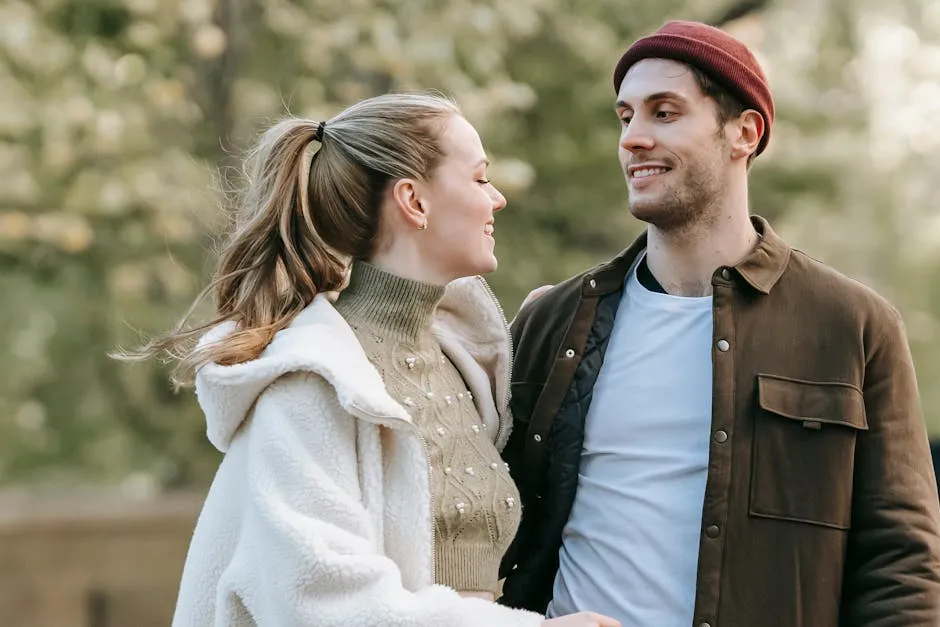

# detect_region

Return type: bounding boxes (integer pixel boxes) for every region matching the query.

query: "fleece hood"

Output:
[193,276,513,453]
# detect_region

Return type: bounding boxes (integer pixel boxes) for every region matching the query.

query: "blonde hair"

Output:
[120,93,460,385]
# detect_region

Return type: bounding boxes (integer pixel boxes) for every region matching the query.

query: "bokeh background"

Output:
[2,0,940,624]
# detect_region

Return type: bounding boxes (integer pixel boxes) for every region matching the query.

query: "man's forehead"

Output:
[617,58,700,103]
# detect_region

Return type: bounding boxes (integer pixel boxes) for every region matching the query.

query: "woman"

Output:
[126,93,619,626]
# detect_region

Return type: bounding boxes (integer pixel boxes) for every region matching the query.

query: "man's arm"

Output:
[841,308,940,625]
[518,285,555,315]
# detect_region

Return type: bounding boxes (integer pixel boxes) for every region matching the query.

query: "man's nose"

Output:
[620,117,655,153]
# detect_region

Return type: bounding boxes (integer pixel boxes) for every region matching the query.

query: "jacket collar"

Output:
[735,215,791,294]
[583,215,791,297]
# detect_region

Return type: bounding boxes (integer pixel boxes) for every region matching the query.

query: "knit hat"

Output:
[613,20,774,155]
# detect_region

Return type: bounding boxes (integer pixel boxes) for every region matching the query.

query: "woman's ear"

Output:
[390,178,428,230]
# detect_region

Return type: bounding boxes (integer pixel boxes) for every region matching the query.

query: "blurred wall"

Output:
[0,490,200,627]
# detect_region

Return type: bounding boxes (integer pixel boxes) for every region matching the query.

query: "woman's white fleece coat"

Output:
[172,277,544,626]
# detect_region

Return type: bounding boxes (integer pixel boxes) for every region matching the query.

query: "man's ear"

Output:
[731,109,763,161]
[390,178,427,229]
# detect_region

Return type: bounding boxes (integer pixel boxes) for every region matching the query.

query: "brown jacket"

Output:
[499,216,940,626]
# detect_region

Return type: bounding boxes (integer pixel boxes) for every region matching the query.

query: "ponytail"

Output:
[116,119,343,385]
[115,93,459,386]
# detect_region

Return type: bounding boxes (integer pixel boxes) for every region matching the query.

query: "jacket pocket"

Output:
[749,374,868,530]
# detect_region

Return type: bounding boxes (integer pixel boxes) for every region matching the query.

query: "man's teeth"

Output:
[484,224,494,235]
[633,167,668,179]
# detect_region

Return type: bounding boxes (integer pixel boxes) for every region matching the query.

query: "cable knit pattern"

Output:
[335,261,521,595]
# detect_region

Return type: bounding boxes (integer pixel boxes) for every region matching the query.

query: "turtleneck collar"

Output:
[333,261,446,342]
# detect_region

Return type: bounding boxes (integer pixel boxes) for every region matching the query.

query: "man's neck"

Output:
[645,210,759,297]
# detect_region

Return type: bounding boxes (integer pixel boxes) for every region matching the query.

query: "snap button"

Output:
[564,348,575,358]
[720,268,732,280]
[533,434,542,442]
[698,622,712,627]
[589,278,597,288]
[714,430,728,443]
[706,524,720,538]
[716,339,730,352]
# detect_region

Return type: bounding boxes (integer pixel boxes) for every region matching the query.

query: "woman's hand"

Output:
[542,611,621,627]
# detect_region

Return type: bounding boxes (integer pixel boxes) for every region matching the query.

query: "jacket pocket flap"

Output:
[757,375,868,430]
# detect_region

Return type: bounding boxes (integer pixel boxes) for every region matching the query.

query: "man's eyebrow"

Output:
[614,91,689,110]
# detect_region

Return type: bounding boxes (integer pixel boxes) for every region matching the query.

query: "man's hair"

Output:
[687,64,758,165]
[688,64,746,124]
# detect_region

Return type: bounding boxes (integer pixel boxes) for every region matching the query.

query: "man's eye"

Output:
[477,179,490,185]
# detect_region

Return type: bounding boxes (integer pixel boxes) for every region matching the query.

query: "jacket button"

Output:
[564,348,575,358]
[705,524,720,538]
[588,278,597,288]
[714,430,728,443]
[720,268,732,280]
[533,434,542,442]
[716,339,730,352]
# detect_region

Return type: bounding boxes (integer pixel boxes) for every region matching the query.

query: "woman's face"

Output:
[415,115,507,281]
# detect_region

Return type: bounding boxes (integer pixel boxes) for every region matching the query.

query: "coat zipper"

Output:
[379,277,511,587]
[475,276,513,445]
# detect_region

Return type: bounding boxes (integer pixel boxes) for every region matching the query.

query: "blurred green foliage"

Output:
[2,0,939,490]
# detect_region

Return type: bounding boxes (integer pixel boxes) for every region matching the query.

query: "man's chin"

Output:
[628,199,667,225]
[629,201,705,234]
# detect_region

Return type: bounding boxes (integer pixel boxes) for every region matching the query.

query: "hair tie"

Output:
[314,121,326,143]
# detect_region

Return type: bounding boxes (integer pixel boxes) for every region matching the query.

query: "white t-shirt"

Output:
[547,261,714,625]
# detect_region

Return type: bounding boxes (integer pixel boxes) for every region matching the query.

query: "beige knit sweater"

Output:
[334,261,521,595]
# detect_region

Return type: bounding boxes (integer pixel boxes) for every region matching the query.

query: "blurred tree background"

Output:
[2,0,939,492]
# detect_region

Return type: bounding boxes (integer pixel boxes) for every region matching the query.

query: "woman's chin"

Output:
[449,253,498,280]
[478,253,499,275]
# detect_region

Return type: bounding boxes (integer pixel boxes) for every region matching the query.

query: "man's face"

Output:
[615,58,733,231]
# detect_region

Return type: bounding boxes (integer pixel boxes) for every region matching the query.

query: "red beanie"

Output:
[613,20,774,156]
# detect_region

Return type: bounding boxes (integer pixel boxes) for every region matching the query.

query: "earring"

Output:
[418,222,428,231]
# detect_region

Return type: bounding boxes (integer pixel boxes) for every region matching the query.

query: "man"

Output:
[934,442,940,496]
[498,20,940,627]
